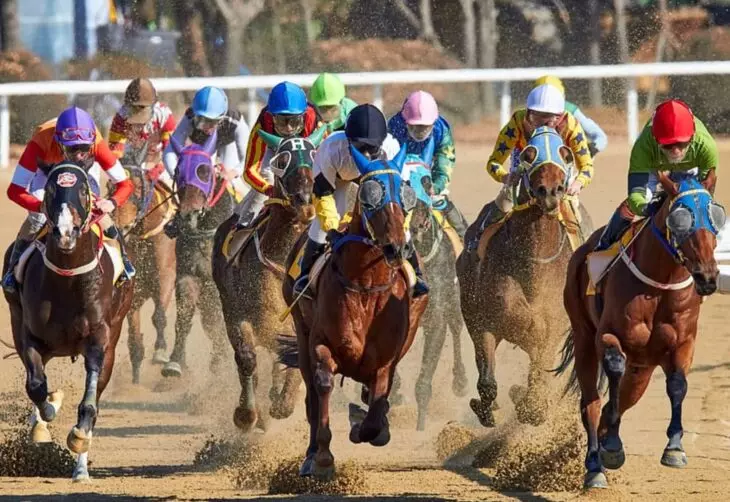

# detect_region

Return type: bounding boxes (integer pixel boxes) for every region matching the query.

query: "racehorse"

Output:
[556,171,723,489]
[212,126,326,431]
[457,126,579,427]
[2,163,133,481]
[114,145,177,384]
[160,131,234,378]
[278,144,428,480]
[406,157,468,431]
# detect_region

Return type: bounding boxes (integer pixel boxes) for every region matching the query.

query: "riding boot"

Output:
[443,199,468,240]
[104,225,136,283]
[594,207,632,252]
[406,248,429,298]
[293,238,326,296]
[2,238,31,294]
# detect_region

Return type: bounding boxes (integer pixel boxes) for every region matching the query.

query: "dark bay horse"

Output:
[556,171,723,489]
[212,126,326,431]
[406,158,468,431]
[279,144,428,480]
[161,131,234,378]
[457,126,579,428]
[114,146,177,384]
[2,163,134,481]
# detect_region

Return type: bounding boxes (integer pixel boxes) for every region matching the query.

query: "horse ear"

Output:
[558,145,574,165]
[202,130,218,156]
[307,124,328,147]
[349,144,372,175]
[520,145,537,165]
[259,129,283,151]
[657,170,678,197]
[170,135,183,156]
[702,169,717,195]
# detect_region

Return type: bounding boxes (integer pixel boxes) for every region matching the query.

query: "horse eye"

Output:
[667,207,693,235]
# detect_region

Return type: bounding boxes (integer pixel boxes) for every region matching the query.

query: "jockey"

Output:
[388,90,468,239]
[236,81,322,228]
[594,99,718,252]
[535,75,608,157]
[108,78,177,185]
[292,104,429,298]
[481,83,593,229]
[2,107,135,294]
[162,86,250,200]
[309,72,358,133]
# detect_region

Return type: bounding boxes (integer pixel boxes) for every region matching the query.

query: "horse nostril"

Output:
[537,186,548,198]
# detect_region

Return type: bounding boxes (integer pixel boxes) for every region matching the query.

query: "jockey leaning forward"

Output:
[309,72,358,133]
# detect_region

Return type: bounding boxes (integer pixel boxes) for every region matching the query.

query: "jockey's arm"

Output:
[573,107,608,154]
[564,114,594,189]
[162,116,192,178]
[107,111,127,158]
[159,104,177,152]
[431,123,456,195]
[486,112,521,183]
[96,140,134,208]
[243,123,273,194]
[7,140,44,213]
[311,137,342,232]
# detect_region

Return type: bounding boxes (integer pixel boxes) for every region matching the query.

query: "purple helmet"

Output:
[54,107,97,147]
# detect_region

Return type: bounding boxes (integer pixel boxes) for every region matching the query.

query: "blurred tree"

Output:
[392,0,443,49]
[477,0,498,113]
[172,0,211,76]
[212,0,267,76]
[0,0,20,51]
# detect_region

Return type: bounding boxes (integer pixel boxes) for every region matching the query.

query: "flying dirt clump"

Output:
[435,420,478,461]
[0,394,74,477]
[268,457,367,495]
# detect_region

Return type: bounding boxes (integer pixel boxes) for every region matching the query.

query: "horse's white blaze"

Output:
[57,203,74,236]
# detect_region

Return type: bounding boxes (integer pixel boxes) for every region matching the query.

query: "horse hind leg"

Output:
[269,365,301,420]
[597,342,627,470]
[228,320,259,432]
[162,275,198,377]
[29,392,64,443]
[312,344,336,480]
[127,308,145,384]
[415,316,448,431]
[661,371,689,468]
[448,314,469,398]
[351,366,392,447]
[151,300,170,364]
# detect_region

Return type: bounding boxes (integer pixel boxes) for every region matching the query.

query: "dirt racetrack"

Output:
[1,133,730,501]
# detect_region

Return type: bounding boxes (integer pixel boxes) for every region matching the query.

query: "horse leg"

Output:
[21,343,58,424]
[151,299,169,364]
[415,315,448,431]
[126,307,144,384]
[516,318,559,426]
[152,233,176,364]
[660,369,689,468]
[270,365,301,420]
[389,368,404,406]
[296,326,320,477]
[448,313,468,398]
[469,330,499,427]
[228,319,258,432]
[312,344,336,480]
[352,365,392,447]
[597,339,627,470]
[162,275,198,377]
[199,277,228,373]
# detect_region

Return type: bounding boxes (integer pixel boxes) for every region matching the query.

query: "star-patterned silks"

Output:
[497,141,509,154]
[505,127,516,139]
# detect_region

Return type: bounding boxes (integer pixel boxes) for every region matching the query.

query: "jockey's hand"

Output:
[95,198,116,214]
[146,163,165,182]
[567,180,583,196]
[264,185,275,198]
[326,229,344,246]
[501,172,520,186]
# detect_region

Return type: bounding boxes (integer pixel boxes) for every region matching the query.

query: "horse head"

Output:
[115,143,152,232]
[42,163,95,253]
[405,156,435,237]
[259,125,327,224]
[654,170,724,296]
[518,126,573,214]
[350,143,416,265]
[171,130,218,228]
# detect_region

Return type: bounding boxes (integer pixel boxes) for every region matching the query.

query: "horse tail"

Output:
[277,335,299,369]
[552,327,580,396]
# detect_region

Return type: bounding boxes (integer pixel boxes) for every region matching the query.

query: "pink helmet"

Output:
[402,91,439,126]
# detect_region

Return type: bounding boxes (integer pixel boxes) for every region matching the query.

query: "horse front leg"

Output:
[350,364,392,447]
[199,276,229,373]
[660,370,689,467]
[22,341,63,443]
[227,319,259,432]
[151,232,176,364]
[312,343,336,480]
[448,312,468,398]
[415,313,448,431]
[162,275,198,377]
[469,329,500,427]
[596,335,627,471]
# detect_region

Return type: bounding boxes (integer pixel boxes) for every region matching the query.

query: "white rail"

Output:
[1,61,729,168]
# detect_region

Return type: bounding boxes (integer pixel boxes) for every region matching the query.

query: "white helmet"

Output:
[527,84,565,114]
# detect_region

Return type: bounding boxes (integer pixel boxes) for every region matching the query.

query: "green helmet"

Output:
[310,73,346,107]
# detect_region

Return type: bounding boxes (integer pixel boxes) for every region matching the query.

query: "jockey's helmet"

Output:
[124,78,157,124]
[55,107,96,169]
[310,73,345,108]
[535,75,565,96]
[346,104,387,158]
[402,90,438,142]
[268,81,307,137]
[527,84,565,115]
[192,86,228,120]
[652,99,695,145]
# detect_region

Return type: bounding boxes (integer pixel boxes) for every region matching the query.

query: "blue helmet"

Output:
[192,86,228,119]
[55,107,96,146]
[267,81,307,115]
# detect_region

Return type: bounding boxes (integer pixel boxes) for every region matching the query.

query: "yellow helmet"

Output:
[534,75,565,96]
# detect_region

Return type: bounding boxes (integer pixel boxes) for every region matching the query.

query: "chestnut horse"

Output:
[212,126,325,431]
[556,171,723,489]
[457,126,579,427]
[279,144,428,480]
[160,131,234,378]
[114,146,177,384]
[2,163,134,481]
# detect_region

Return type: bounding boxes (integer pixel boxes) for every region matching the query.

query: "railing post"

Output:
[499,81,511,127]
[373,84,383,111]
[247,88,258,127]
[0,95,9,169]
[627,85,639,144]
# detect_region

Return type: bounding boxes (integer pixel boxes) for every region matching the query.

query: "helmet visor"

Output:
[273,114,304,137]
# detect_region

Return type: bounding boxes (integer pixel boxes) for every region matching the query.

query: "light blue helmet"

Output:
[267,81,307,115]
[192,86,228,119]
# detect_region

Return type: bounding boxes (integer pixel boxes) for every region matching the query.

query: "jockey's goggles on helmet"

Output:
[527,110,562,127]
[317,104,341,123]
[194,115,221,134]
[660,141,691,152]
[273,114,304,135]
[58,128,95,143]
[407,124,434,142]
[349,140,381,159]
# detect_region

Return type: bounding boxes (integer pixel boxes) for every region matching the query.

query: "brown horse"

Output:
[2,163,134,481]
[212,127,325,431]
[114,148,177,384]
[278,144,428,480]
[160,131,234,378]
[556,171,723,489]
[457,126,580,427]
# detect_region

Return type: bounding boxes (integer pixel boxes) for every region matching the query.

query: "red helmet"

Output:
[651,99,695,145]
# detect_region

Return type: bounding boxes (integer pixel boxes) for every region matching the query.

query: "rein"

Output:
[331,234,398,294]
[414,210,443,264]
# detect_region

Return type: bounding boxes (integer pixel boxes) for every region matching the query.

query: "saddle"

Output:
[585,219,648,296]
[431,209,464,258]
[221,212,271,264]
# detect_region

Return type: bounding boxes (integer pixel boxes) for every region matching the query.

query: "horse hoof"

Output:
[31,421,52,443]
[583,471,608,489]
[661,449,688,468]
[161,362,182,378]
[313,463,335,481]
[268,400,293,420]
[369,427,391,447]
[600,446,626,470]
[469,398,495,427]
[349,423,363,444]
[233,406,257,432]
[39,401,57,423]
[299,454,315,477]
[72,473,91,484]
[152,349,170,365]
[66,427,91,454]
